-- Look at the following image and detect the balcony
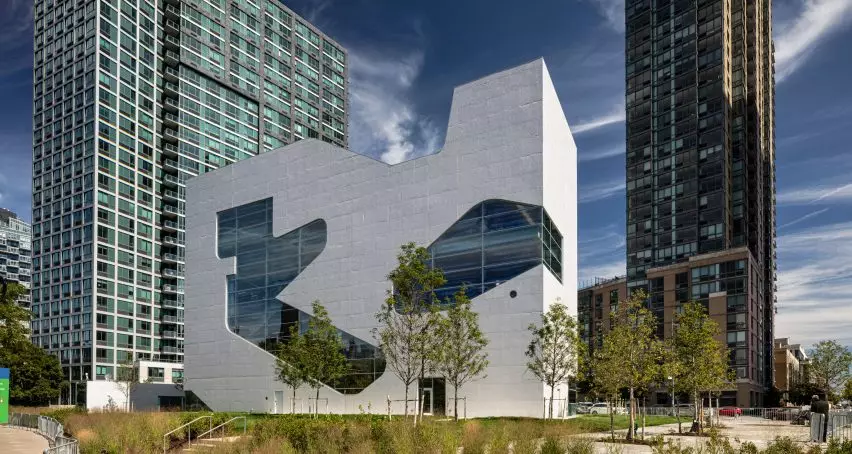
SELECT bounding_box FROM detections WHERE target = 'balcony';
[161,173,182,188]
[162,113,179,130]
[161,297,184,309]
[161,220,181,232]
[164,50,180,66]
[163,81,179,97]
[161,330,180,339]
[161,268,184,279]
[164,4,181,20]
[163,96,180,112]
[160,346,184,354]
[164,19,180,36]
[162,158,179,174]
[162,253,184,264]
[163,65,180,83]
[163,189,180,202]
[164,33,181,50]
[162,128,179,143]
[162,284,183,294]
[161,315,184,324]
[162,142,179,158]
[161,204,184,217]
[162,236,184,247]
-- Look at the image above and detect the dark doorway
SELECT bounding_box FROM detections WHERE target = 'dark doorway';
[419,377,446,416]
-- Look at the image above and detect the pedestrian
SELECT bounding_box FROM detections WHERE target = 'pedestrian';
[812,394,830,442]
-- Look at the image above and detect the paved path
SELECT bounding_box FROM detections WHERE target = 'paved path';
[0,425,50,453]
[582,417,816,453]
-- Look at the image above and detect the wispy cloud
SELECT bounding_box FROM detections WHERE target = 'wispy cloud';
[778,182,852,205]
[775,0,852,82]
[778,208,830,230]
[579,259,626,285]
[579,145,624,162]
[776,221,852,347]
[348,49,440,165]
[580,180,625,204]
[571,103,625,134]
[583,0,625,32]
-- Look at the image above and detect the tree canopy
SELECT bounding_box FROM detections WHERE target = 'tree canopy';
[526,300,584,419]
[294,301,349,413]
[807,340,852,396]
[0,280,65,405]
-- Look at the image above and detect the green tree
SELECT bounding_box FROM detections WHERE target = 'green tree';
[526,300,585,419]
[294,301,349,415]
[667,301,730,433]
[592,346,625,439]
[432,288,489,420]
[374,243,445,417]
[842,379,852,402]
[789,381,825,405]
[596,290,663,440]
[115,358,144,411]
[808,340,852,397]
[274,333,307,414]
[0,280,65,405]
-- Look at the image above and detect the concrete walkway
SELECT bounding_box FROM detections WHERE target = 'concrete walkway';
[0,425,50,453]
[583,416,815,453]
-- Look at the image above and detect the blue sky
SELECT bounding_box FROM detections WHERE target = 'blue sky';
[1,0,852,349]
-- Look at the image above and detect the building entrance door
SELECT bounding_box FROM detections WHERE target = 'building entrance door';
[274,390,284,414]
[418,378,446,416]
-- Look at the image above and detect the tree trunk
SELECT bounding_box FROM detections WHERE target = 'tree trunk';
[454,384,459,421]
[628,388,635,441]
[315,387,320,417]
[404,384,409,417]
[292,386,297,414]
[549,384,555,419]
[609,397,615,440]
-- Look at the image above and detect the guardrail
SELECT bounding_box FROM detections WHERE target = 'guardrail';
[8,412,79,454]
[162,415,212,454]
[195,416,247,444]
[829,411,852,442]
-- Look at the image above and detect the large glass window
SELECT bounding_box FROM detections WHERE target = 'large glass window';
[218,198,383,394]
[427,200,563,302]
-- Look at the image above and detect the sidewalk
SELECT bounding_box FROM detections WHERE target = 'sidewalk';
[0,425,50,453]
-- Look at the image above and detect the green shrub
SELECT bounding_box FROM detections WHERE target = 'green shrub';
[763,437,805,454]
[540,436,564,454]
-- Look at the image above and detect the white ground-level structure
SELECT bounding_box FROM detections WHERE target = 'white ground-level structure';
[184,59,579,417]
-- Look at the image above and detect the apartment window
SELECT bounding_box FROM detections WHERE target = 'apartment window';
[148,367,164,382]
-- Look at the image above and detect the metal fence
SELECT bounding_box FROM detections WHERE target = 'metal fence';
[828,411,852,442]
[8,412,79,454]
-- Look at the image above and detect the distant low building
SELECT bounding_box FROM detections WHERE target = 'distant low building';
[774,338,808,399]
[0,208,32,308]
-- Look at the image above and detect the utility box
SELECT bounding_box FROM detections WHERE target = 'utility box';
[0,368,9,424]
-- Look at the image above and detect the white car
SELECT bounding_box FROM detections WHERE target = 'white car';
[589,403,625,415]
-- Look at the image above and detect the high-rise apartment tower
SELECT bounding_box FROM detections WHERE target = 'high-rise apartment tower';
[1,208,33,308]
[624,0,775,406]
[31,0,348,404]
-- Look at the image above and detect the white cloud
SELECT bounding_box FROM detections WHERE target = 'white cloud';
[348,49,440,164]
[778,208,830,230]
[579,259,626,286]
[777,182,852,204]
[579,145,624,162]
[775,0,852,82]
[584,0,625,32]
[571,104,625,134]
[776,222,852,348]
[579,180,625,204]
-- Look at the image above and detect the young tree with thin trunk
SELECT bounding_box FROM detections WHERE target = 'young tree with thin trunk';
[592,348,623,439]
[115,357,144,412]
[667,301,730,434]
[274,329,306,413]
[374,243,446,418]
[596,290,663,441]
[808,340,852,398]
[525,300,584,419]
[432,288,489,420]
[295,301,349,415]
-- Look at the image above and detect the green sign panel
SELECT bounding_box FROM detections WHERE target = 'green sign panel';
[0,368,9,424]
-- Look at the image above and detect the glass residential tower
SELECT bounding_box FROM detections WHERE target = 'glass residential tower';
[624,0,775,406]
[31,0,347,404]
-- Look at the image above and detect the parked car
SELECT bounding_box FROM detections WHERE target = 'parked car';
[576,402,594,414]
[588,403,625,415]
[719,406,742,417]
